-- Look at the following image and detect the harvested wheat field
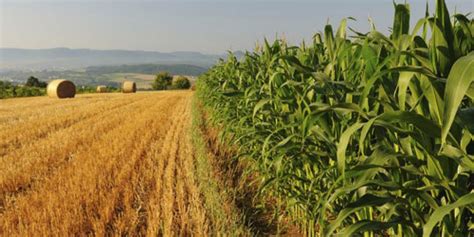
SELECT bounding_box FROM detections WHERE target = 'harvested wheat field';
[0,91,227,236]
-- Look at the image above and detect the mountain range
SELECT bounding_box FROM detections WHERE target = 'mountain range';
[0,48,244,71]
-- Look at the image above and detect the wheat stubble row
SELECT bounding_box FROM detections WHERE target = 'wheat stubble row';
[0,91,210,236]
[0,95,149,156]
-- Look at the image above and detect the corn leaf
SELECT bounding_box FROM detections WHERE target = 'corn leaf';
[441,53,474,145]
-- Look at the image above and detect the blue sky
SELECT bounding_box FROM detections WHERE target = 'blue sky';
[0,0,471,54]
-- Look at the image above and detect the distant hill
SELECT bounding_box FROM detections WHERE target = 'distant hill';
[0,63,209,86]
[0,48,229,70]
[86,64,207,76]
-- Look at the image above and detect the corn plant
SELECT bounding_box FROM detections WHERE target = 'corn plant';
[197,0,473,236]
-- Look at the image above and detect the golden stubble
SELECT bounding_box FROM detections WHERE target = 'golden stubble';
[0,91,209,236]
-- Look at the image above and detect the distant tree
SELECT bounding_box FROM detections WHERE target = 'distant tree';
[0,80,45,99]
[77,85,96,94]
[25,76,47,88]
[151,72,173,90]
[172,76,191,89]
[0,81,12,99]
[0,81,9,88]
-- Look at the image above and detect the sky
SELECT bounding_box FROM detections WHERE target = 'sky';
[0,0,472,54]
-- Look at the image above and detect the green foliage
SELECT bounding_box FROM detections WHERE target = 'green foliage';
[172,76,191,89]
[76,86,96,94]
[105,86,120,93]
[25,76,47,88]
[0,81,45,99]
[152,71,173,90]
[76,85,119,94]
[197,1,473,236]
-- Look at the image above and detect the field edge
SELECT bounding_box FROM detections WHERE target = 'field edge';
[190,95,250,235]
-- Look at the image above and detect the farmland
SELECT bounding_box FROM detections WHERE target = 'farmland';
[0,0,472,236]
[101,73,156,89]
[0,91,243,236]
[0,63,206,89]
[197,0,473,236]
[104,73,196,89]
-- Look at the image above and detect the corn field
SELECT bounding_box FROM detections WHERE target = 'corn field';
[197,0,473,236]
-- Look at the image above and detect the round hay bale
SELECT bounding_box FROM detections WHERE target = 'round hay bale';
[96,85,108,93]
[47,79,76,98]
[122,81,136,93]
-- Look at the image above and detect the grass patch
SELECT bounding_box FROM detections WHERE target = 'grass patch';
[190,96,249,235]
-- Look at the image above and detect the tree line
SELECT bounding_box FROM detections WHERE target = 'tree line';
[151,72,191,90]
[0,77,46,99]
